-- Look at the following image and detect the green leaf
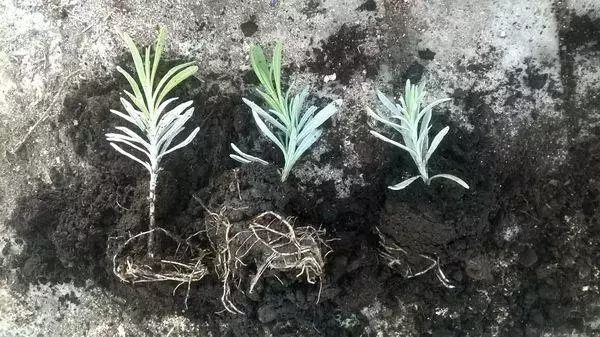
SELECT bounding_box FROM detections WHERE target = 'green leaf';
[250,45,272,91]
[142,47,154,107]
[152,61,196,108]
[256,90,285,122]
[155,65,198,110]
[272,41,284,111]
[144,47,151,89]
[151,27,167,87]
[122,32,147,97]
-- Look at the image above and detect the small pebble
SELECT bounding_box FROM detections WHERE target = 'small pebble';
[324,73,337,83]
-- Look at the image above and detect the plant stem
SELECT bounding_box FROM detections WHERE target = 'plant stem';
[148,170,157,259]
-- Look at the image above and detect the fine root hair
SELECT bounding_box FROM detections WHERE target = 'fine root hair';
[376,227,454,288]
[201,202,331,315]
[108,227,209,308]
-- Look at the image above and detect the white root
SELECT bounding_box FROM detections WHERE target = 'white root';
[109,227,209,308]
[201,202,330,315]
[376,227,455,289]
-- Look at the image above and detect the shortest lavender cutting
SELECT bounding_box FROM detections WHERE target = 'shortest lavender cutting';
[367,80,469,190]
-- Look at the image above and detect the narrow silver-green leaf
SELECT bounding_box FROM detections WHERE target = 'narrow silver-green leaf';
[376,90,399,116]
[366,107,410,134]
[230,154,251,164]
[242,98,286,132]
[230,143,269,165]
[419,109,432,155]
[250,104,285,152]
[109,143,152,172]
[117,67,148,114]
[106,136,151,158]
[429,174,469,189]
[388,176,420,190]
[292,129,322,164]
[114,126,151,148]
[419,98,451,119]
[297,99,341,142]
[415,125,432,159]
[425,126,449,163]
[298,105,318,130]
[370,130,418,159]
[244,98,285,130]
[110,109,139,127]
[160,127,199,158]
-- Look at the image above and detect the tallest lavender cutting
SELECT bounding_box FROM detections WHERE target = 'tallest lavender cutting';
[105,28,199,258]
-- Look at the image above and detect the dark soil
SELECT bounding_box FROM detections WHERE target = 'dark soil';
[356,0,377,12]
[240,15,259,37]
[301,0,326,18]
[308,24,379,85]
[418,48,436,61]
[4,10,600,337]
